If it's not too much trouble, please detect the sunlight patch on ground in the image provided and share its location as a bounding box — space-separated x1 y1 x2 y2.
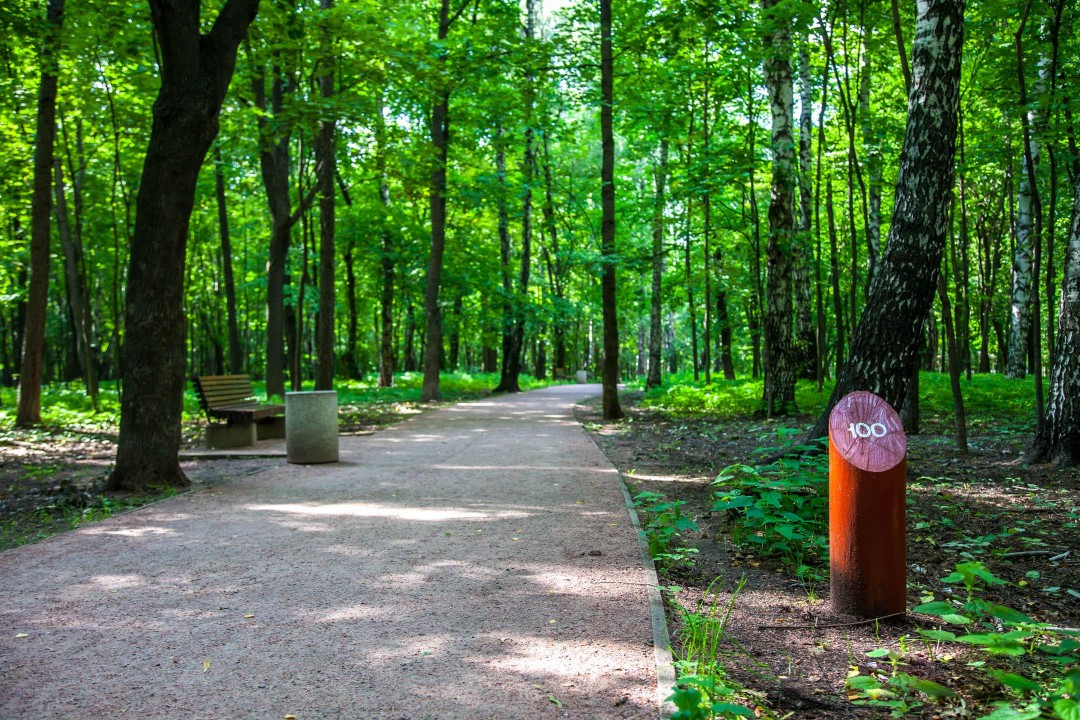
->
312 604 391 623
245 502 531 522
481 634 646 678
89 574 143 591
80 525 177 538
623 471 712 484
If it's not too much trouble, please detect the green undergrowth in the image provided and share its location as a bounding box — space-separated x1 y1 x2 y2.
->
0 371 562 432
638 371 1037 436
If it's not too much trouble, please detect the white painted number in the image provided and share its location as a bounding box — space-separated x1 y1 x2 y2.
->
848 422 887 439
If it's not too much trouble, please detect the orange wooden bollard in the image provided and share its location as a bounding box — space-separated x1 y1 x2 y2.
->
829 391 907 618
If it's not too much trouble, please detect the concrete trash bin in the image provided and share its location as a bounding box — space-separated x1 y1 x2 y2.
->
576 370 588 384
285 390 339 464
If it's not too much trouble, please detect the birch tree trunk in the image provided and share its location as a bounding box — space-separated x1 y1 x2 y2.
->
646 137 669 390
1028 176 1080 465
1007 39 1042 379
807 0 965 441
761 0 797 416
794 40 816 379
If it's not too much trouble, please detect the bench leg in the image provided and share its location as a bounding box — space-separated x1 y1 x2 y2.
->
257 417 286 440
206 423 257 449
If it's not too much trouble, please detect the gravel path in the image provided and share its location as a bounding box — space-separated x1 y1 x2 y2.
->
0 385 658 719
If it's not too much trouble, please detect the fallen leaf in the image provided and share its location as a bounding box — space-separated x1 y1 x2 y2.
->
15 633 28 639
549 619 557 624
203 659 211 673
547 694 562 707
244 614 255 618
285 715 297 720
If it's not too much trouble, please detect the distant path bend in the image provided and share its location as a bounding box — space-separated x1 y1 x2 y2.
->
0 384 657 719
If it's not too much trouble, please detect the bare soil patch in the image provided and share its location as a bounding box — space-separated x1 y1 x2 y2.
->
579 393 1080 719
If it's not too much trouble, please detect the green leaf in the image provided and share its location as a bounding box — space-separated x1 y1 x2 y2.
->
901 675 958 698
986 668 1042 694
710 702 756 717
914 601 957 616
865 648 891 658
977 702 1044 720
1053 698 1080 720
919 629 957 642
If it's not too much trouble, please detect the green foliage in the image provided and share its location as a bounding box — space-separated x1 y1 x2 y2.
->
633 490 700 571
668 578 758 720
711 439 829 575
911 562 1079 720
641 377 833 418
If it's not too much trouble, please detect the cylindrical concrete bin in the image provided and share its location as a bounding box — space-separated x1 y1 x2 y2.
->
576 370 588 384
285 391 339 464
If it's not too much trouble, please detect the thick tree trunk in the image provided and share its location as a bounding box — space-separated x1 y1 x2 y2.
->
17 0 64 428
599 0 622 419
761 0 797 416
213 145 243 375
1028 177 1080 465
647 137 668 390
109 0 260 491
314 0 335 391
807 0 964 441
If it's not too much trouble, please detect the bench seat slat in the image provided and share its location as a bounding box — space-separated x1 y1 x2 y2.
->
193 375 284 427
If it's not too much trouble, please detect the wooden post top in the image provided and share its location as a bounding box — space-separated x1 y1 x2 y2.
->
828 391 907 473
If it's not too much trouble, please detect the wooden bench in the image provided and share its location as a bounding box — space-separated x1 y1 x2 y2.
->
193 375 285 448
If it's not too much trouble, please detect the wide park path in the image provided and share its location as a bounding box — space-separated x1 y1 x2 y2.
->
0 384 661 720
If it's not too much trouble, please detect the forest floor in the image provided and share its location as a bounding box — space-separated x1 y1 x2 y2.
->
579 392 1080 719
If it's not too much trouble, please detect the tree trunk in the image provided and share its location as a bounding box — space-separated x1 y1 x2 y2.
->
761 0 797 417
377 104 395 388
53 157 98 411
494 135 520 393
314 0 335 391
647 137 668 390
938 268 968 452
213 145 243 375
17 0 64 428
599 0 622 419
254 64 297 399
421 0 467 403
793 40 816 380
1007 18 1042 379
1027 175 1080 465
109 0 260 492
807 0 964 441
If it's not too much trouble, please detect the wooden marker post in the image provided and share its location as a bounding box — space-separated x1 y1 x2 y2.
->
829 391 907 618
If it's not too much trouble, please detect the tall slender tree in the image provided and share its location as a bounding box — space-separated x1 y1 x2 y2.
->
599 0 622 420
761 0 797 416
16 0 64 427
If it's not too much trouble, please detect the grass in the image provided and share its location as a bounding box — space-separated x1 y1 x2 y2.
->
638 371 1038 435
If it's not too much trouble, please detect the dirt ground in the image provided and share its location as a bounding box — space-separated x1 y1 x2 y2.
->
578 393 1080 719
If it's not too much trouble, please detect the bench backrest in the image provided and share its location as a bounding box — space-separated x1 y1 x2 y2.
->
194 375 258 413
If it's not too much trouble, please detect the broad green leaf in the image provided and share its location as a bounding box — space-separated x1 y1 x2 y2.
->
986 668 1042 694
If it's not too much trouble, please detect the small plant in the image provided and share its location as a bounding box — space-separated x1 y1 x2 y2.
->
633 490 700 571
711 441 829 572
668 577 758 720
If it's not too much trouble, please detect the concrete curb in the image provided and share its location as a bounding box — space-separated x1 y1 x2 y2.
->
618 476 678 720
